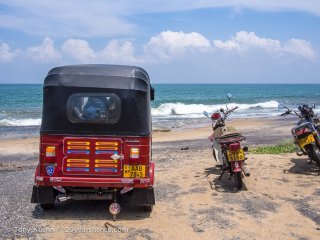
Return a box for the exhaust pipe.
[242,166,250,177]
[296,151,304,156]
[58,196,71,202]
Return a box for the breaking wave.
[0,118,42,126]
[152,100,280,118]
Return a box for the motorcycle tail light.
[295,128,310,136]
[229,143,241,151]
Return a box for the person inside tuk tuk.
[83,97,106,120]
[71,95,120,122]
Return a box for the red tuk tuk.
[31,64,155,219]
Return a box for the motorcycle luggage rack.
[291,122,316,138]
[216,133,245,144]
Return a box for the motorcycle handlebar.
[226,106,238,114]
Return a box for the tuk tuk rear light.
[45,146,56,157]
[129,147,140,164]
[44,146,56,163]
[130,148,140,158]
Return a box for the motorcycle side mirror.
[278,104,286,109]
[226,93,233,101]
[203,111,209,117]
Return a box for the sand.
[0,117,319,240]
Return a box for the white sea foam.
[0,118,42,126]
[151,100,280,118]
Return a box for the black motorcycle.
[279,104,320,167]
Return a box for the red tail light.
[129,147,140,164]
[295,127,310,136]
[229,143,241,151]
[44,145,56,163]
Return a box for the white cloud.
[214,31,315,60]
[144,31,211,60]
[99,40,139,63]
[2,31,317,65]
[0,42,18,62]
[27,37,61,63]
[61,39,95,62]
[213,40,241,51]
[283,39,315,59]
[214,31,280,52]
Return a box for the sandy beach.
[0,117,319,240]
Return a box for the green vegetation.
[250,140,296,154]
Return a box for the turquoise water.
[0,84,319,134]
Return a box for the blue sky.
[0,0,320,83]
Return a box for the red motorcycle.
[204,93,249,189]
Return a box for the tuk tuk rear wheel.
[143,205,153,212]
[40,203,54,210]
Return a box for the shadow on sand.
[284,157,320,175]
[204,166,248,193]
[33,200,151,221]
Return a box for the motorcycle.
[279,103,320,167]
[203,93,249,190]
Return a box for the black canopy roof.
[44,64,150,92]
[41,64,152,136]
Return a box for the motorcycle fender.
[231,161,243,173]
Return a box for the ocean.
[1,84,320,137]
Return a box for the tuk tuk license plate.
[298,134,315,148]
[228,150,245,162]
[123,165,145,178]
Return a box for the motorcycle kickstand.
[219,170,225,181]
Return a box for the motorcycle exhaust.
[57,196,71,202]
[242,166,250,177]
[296,151,304,156]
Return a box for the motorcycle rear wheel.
[306,145,320,167]
[234,172,243,190]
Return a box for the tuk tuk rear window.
[67,93,121,124]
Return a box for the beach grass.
[250,140,296,154]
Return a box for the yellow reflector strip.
[95,159,117,163]
[95,164,117,168]
[67,159,89,163]
[67,141,90,146]
[95,142,118,146]
[46,146,55,157]
[95,146,118,150]
[67,146,90,150]
[67,163,89,167]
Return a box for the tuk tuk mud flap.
[62,137,123,176]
